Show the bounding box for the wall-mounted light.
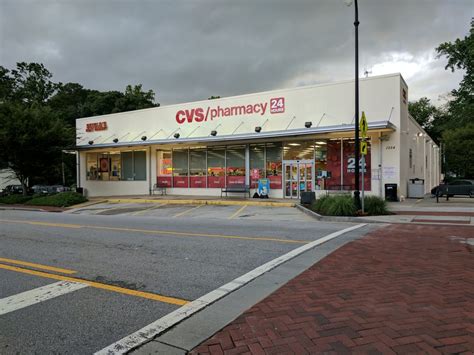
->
[305,121,312,128]
[88,140,94,145]
[141,136,147,141]
[211,130,217,136]
[113,138,119,143]
[255,126,262,133]
[174,133,180,139]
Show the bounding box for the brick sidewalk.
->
[190,224,474,354]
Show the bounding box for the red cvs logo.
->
[270,97,285,114]
[175,108,205,124]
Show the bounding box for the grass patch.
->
[25,192,87,207]
[0,194,32,204]
[364,195,389,215]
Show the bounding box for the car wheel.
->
[470,191,474,198]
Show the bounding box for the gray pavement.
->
[0,208,355,354]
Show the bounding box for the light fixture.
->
[88,140,94,145]
[316,141,327,145]
[255,126,262,133]
[141,136,147,141]
[113,138,119,143]
[417,132,423,137]
[211,130,217,136]
[174,133,180,139]
[305,121,312,128]
[288,143,301,146]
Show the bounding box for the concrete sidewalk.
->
[190,224,474,354]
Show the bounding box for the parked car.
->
[1,184,24,196]
[31,185,70,195]
[431,180,474,197]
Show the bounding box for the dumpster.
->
[384,183,398,202]
[408,178,425,198]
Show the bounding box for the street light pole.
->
[346,0,361,209]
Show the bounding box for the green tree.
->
[436,18,474,127]
[408,97,438,129]
[0,103,74,194]
[442,124,474,178]
[114,84,157,112]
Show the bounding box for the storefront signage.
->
[175,97,285,124]
[86,121,108,132]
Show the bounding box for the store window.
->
[315,140,328,190]
[207,147,225,188]
[109,152,121,181]
[250,144,265,188]
[266,143,282,189]
[190,148,206,188]
[173,149,189,188]
[157,150,172,187]
[226,145,246,186]
[121,150,147,181]
[283,141,314,160]
[86,153,99,180]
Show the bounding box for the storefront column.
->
[245,144,250,187]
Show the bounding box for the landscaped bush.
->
[26,192,87,207]
[363,195,389,215]
[310,194,389,216]
[0,194,32,204]
[311,194,357,216]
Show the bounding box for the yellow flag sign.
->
[360,111,368,138]
[361,141,368,155]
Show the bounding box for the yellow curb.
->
[105,198,295,208]
[65,199,107,210]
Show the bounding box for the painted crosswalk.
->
[0,281,88,316]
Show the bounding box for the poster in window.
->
[99,158,110,172]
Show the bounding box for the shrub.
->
[311,194,356,216]
[26,192,87,207]
[364,195,389,215]
[0,194,32,204]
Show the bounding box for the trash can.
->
[300,191,316,205]
[408,178,425,198]
[384,183,398,202]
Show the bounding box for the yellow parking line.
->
[0,219,307,244]
[26,221,83,229]
[0,257,77,274]
[229,205,247,219]
[131,203,166,216]
[0,263,189,306]
[173,204,203,218]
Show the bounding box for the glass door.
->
[284,160,314,198]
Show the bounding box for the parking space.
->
[70,201,311,222]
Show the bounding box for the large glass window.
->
[226,145,246,186]
[86,150,144,181]
[207,147,225,188]
[266,143,282,189]
[86,153,99,180]
[315,140,328,190]
[190,148,206,188]
[250,144,265,188]
[283,141,314,160]
[157,150,172,187]
[172,149,189,188]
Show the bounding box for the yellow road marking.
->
[131,203,166,216]
[0,257,77,274]
[26,221,82,229]
[229,205,247,219]
[0,263,188,306]
[0,219,307,244]
[173,204,203,218]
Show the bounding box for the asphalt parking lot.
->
[69,201,312,222]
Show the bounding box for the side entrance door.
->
[283,160,314,199]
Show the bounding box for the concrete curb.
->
[105,198,295,208]
[295,204,385,224]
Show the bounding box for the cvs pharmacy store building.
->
[76,74,440,199]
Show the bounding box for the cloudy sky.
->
[0,0,471,106]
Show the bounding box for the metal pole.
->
[361,153,365,213]
[353,0,361,209]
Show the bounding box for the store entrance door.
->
[283,160,314,199]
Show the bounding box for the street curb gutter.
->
[96,224,368,355]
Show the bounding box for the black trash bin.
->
[384,183,398,202]
[76,187,84,195]
[300,191,316,205]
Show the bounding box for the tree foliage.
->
[0,62,159,189]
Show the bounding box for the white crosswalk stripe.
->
[0,281,88,316]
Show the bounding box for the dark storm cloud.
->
[0,0,471,105]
